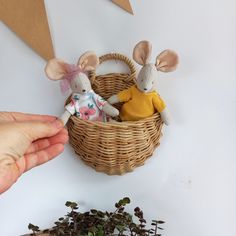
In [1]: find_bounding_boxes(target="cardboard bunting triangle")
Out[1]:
[0,0,54,60]
[112,0,134,15]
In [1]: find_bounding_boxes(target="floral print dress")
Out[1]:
[65,91,107,121]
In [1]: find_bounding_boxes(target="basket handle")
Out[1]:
[90,53,136,83]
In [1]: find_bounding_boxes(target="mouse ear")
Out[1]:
[78,51,99,71]
[133,40,152,65]
[155,50,179,72]
[45,58,68,80]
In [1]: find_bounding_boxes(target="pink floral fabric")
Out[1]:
[79,107,96,120]
[65,91,107,121]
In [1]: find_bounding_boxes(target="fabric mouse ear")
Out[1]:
[45,58,68,80]
[155,50,179,72]
[133,40,152,65]
[78,51,99,71]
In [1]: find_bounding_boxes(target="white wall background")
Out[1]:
[0,0,236,235]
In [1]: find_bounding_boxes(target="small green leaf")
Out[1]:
[96,225,104,236]
[65,201,78,209]
[28,223,40,232]
[123,197,131,204]
[118,199,124,206]
[97,211,105,218]
[116,224,125,232]
[134,207,140,212]
[157,220,165,224]
[90,209,97,214]
[65,201,72,207]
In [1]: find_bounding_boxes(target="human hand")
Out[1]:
[0,112,68,193]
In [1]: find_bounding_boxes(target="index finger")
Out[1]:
[0,112,57,122]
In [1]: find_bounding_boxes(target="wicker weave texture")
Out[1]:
[66,53,163,175]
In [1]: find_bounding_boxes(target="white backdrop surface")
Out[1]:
[0,0,236,235]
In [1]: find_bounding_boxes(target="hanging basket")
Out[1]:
[66,53,163,175]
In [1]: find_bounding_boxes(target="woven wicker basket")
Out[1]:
[66,53,163,175]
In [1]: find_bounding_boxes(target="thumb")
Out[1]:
[20,119,64,141]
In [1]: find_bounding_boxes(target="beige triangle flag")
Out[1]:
[0,0,54,60]
[112,0,134,15]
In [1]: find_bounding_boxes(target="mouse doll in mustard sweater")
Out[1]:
[108,40,179,125]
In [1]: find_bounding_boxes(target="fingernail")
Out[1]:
[53,119,64,128]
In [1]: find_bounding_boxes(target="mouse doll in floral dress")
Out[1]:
[45,51,119,125]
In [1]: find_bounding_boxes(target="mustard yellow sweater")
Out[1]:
[118,85,166,121]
